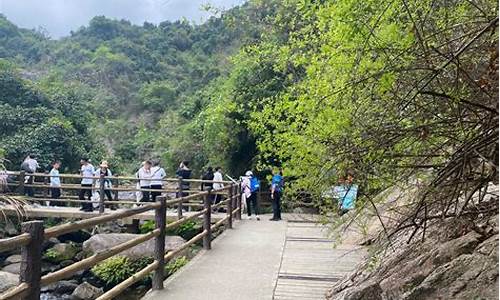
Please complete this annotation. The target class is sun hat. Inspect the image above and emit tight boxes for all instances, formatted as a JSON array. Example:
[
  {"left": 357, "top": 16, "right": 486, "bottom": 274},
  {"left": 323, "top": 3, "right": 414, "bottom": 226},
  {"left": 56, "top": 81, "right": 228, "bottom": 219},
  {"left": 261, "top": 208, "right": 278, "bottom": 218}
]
[
  {"left": 245, "top": 171, "right": 253, "bottom": 176},
  {"left": 100, "top": 160, "right": 109, "bottom": 168}
]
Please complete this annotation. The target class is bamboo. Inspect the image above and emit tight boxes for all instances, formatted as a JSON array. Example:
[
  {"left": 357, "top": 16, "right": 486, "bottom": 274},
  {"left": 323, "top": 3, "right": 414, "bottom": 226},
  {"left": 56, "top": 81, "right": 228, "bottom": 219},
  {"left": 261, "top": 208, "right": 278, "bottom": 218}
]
[
  {"left": 0, "top": 233, "right": 31, "bottom": 252},
  {"left": 0, "top": 283, "right": 29, "bottom": 300}
]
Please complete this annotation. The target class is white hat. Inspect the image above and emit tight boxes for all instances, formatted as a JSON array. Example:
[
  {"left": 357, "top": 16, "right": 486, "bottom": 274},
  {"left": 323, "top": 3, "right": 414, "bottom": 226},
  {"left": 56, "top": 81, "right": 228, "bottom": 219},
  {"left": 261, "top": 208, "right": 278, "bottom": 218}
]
[{"left": 245, "top": 171, "right": 253, "bottom": 176}]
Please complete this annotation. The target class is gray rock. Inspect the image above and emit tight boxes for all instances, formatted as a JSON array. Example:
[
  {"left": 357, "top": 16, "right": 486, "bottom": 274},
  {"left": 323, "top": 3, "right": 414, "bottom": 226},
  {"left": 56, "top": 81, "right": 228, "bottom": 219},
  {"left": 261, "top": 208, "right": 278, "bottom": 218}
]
[
  {"left": 0, "top": 271, "right": 18, "bottom": 293},
  {"left": 476, "top": 234, "right": 498, "bottom": 259},
  {"left": 83, "top": 233, "right": 186, "bottom": 259},
  {"left": 60, "top": 260, "right": 75, "bottom": 267},
  {"left": 42, "top": 280, "right": 78, "bottom": 294},
  {"left": 432, "top": 231, "right": 481, "bottom": 266},
  {"left": 4, "top": 254, "right": 21, "bottom": 265},
  {"left": 2, "top": 262, "right": 20, "bottom": 274},
  {"left": 343, "top": 282, "right": 383, "bottom": 300},
  {"left": 71, "top": 282, "right": 103, "bottom": 300},
  {"left": 44, "top": 243, "right": 79, "bottom": 263}
]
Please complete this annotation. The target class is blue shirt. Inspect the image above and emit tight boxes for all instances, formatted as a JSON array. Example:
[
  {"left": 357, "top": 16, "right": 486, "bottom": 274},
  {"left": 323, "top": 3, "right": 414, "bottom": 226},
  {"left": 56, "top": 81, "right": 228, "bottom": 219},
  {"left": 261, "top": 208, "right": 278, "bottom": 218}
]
[{"left": 334, "top": 184, "right": 358, "bottom": 210}]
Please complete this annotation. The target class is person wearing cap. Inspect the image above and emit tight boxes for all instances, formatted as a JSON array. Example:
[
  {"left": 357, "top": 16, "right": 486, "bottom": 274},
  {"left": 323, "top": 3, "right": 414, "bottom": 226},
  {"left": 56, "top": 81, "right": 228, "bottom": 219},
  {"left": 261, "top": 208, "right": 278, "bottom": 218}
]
[
  {"left": 94, "top": 160, "right": 115, "bottom": 210},
  {"left": 241, "top": 170, "right": 260, "bottom": 220},
  {"left": 79, "top": 157, "right": 95, "bottom": 212}
]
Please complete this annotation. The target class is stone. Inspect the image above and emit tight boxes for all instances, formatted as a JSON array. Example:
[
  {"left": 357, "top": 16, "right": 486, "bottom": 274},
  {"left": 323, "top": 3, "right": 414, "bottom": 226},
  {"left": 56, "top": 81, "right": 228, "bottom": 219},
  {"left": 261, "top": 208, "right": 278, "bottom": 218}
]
[
  {"left": 44, "top": 243, "right": 79, "bottom": 263},
  {"left": 432, "top": 231, "right": 481, "bottom": 266},
  {"left": 58, "top": 230, "right": 91, "bottom": 243},
  {"left": 42, "top": 237, "right": 60, "bottom": 251},
  {"left": 60, "top": 259, "right": 75, "bottom": 267},
  {"left": 0, "top": 271, "right": 18, "bottom": 293},
  {"left": 4, "top": 254, "right": 21, "bottom": 265},
  {"left": 476, "top": 234, "right": 498, "bottom": 260},
  {"left": 343, "top": 282, "right": 383, "bottom": 300},
  {"left": 41, "top": 280, "right": 79, "bottom": 294},
  {"left": 71, "top": 282, "right": 103, "bottom": 300},
  {"left": 83, "top": 233, "right": 186, "bottom": 259},
  {"left": 2, "top": 262, "right": 20, "bottom": 275}
]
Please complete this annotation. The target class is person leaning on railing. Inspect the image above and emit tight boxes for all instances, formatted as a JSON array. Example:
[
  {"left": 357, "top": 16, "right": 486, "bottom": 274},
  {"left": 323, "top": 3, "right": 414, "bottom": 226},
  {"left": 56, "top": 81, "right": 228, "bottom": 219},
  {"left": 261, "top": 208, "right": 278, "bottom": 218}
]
[
  {"left": 136, "top": 160, "right": 153, "bottom": 202},
  {"left": 49, "top": 160, "right": 62, "bottom": 206},
  {"left": 150, "top": 160, "right": 166, "bottom": 202},
  {"left": 79, "top": 157, "right": 95, "bottom": 212},
  {"left": 95, "top": 160, "right": 116, "bottom": 210}
]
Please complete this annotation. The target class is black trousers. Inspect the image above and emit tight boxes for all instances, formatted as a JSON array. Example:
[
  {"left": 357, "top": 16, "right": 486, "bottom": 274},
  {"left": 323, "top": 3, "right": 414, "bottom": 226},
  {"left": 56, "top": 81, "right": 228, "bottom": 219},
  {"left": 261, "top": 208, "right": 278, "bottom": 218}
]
[
  {"left": 79, "top": 184, "right": 93, "bottom": 211},
  {"left": 151, "top": 184, "right": 162, "bottom": 201},
  {"left": 25, "top": 174, "right": 34, "bottom": 197},
  {"left": 140, "top": 186, "right": 151, "bottom": 202},
  {"left": 246, "top": 192, "right": 259, "bottom": 216},
  {"left": 272, "top": 191, "right": 282, "bottom": 219},
  {"left": 50, "top": 188, "right": 62, "bottom": 206}
]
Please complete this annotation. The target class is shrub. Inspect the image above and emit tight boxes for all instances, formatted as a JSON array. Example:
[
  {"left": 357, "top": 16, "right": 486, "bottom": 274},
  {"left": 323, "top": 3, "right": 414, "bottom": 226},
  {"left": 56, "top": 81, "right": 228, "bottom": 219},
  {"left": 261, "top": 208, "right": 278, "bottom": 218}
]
[
  {"left": 139, "top": 220, "right": 155, "bottom": 234},
  {"left": 165, "top": 256, "right": 188, "bottom": 277}
]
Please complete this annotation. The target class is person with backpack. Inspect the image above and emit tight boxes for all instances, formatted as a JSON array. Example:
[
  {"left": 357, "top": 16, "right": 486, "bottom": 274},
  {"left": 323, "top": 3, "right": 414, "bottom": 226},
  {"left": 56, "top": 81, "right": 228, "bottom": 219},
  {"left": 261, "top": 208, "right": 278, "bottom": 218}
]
[
  {"left": 21, "top": 154, "right": 39, "bottom": 197},
  {"left": 270, "top": 168, "right": 284, "bottom": 221},
  {"left": 79, "top": 157, "right": 95, "bottom": 212},
  {"left": 243, "top": 171, "right": 260, "bottom": 220}
]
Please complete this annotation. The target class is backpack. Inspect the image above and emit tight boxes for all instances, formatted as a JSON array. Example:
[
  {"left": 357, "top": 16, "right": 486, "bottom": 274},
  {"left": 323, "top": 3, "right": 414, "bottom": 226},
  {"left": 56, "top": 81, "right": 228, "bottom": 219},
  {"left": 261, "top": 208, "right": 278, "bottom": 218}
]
[
  {"left": 21, "top": 161, "right": 32, "bottom": 173},
  {"left": 250, "top": 176, "right": 260, "bottom": 193}
]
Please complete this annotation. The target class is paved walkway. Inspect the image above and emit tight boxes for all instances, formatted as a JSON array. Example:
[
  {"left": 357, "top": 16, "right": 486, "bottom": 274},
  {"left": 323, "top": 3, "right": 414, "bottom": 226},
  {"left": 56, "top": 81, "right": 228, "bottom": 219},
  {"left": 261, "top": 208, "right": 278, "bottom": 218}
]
[{"left": 142, "top": 214, "right": 365, "bottom": 300}]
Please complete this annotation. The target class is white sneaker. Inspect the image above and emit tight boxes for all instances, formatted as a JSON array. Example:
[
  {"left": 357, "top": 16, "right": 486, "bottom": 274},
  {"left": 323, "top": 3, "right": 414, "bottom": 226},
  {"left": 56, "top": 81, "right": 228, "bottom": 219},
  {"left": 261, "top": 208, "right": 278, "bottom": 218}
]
[{"left": 247, "top": 215, "right": 253, "bottom": 220}]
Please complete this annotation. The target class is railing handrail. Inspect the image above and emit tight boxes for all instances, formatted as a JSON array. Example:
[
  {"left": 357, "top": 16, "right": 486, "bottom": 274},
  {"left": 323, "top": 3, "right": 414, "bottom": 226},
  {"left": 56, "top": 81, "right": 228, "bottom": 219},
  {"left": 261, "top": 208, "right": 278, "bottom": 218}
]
[{"left": 0, "top": 182, "right": 243, "bottom": 300}]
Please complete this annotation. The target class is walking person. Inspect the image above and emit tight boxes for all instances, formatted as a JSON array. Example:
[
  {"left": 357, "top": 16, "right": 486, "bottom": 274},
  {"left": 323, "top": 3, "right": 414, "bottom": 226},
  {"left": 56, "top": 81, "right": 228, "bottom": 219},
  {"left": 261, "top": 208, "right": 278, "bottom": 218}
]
[
  {"left": 212, "top": 167, "right": 224, "bottom": 210},
  {"left": 150, "top": 160, "right": 166, "bottom": 202},
  {"left": 136, "top": 160, "right": 152, "bottom": 202},
  {"left": 49, "top": 160, "right": 62, "bottom": 206},
  {"left": 95, "top": 161, "right": 115, "bottom": 210},
  {"left": 21, "top": 154, "right": 39, "bottom": 197},
  {"left": 176, "top": 161, "right": 191, "bottom": 197},
  {"left": 270, "top": 168, "right": 284, "bottom": 221},
  {"left": 242, "top": 171, "right": 260, "bottom": 220},
  {"left": 79, "top": 158, "right": 95, "bottom": 212}
]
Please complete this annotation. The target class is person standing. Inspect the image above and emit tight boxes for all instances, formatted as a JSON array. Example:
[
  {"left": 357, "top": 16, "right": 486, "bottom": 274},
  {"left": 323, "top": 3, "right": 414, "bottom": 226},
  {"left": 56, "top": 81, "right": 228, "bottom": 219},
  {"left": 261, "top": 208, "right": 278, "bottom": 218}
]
[
  {"left": 95, "top": 161, "right": 115, "bottom": 210},
  {"left": 212, "top": 167, "right": 224, "bottom": 207},
  {"left": 270, "top": 168, "right": 284, "bottom": 221},
  {"left": 242, "top": 171, "right": 260, "bottom": 220},
  {"left": 79, "top": 158, "right": 95, "bottom": 212},
  {"left": 176, "top": 161, "right": 191, "bottom": 198},
  {"left": 49, "top": 160, "right": 62, "bottom": 206},
  {"left": 136, "top": 160, "right": 152, "bottom": 202},
  {"left": 201, "top": 167, "right": 214, "bottom": 203},
  {"left": 150, "top": 160, "right": 166, "bottom": 202},
  {"left": 21, "top": 154, "right": 39, "bottom": 197}
]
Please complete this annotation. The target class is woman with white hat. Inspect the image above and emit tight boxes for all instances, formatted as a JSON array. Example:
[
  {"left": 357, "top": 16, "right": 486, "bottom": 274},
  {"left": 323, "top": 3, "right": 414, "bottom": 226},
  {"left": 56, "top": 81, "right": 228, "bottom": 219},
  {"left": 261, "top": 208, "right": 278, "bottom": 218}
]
[{"left": 241, "top": 170, "right": 260, "bottom": 220}]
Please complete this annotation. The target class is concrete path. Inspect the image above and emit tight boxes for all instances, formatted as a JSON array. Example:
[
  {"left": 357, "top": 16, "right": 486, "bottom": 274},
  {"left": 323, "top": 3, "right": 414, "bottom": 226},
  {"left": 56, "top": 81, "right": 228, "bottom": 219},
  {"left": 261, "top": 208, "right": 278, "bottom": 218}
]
[{"left": 142, "top": 214, "right": 365, "bottom": 300}]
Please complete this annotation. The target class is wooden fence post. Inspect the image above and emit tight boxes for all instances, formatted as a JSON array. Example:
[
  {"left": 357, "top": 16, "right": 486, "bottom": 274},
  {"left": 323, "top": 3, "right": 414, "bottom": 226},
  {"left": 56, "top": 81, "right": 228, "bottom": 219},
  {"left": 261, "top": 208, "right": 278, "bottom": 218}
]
[
  {"left": 203, "top": 191, "right": 212, "bottom": 250},
  {"left": 42, "top": 173, "right": 49, "bottom": 199},
  {"left": 99, "top": 173, "right": 105, "bottom": 213},
  {"left": 18, "top": 170, "right": 25, "bottom": 195},
  {"left": 20, "top": 220, "right": 44, "bottom": 300},
  {"left": 177, "top": 177, "right": 183, "bottom": 219},
  {"left": 152, "top": 196, "right": 166, "bottom": 290},
  {"left": 227, "top": 184, "right": 233, "bottom": 229}
]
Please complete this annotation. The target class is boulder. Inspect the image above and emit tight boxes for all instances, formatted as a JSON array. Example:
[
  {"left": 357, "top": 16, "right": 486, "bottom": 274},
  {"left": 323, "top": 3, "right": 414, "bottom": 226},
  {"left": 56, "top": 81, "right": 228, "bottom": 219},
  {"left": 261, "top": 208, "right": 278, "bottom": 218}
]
[
  {"left": 71, "top": 282, "right": 103, "bottom": 300},
  {"left": 2, "top": 263, "right": 20, "bottom": 274},
  {"left": 58, "top": 230, "right": 91, "bottom": 243},
  {"left": 83, "top": 233, "right": 186, "bottom": 259},
  {"left": 4, "top": 254, "right": 21, "bottom": 265},
  {"left": 342, "top": 282, "right": 384, "bottom": 300},
  {"left": 44, "top": 243, "right": 79, "bottom": 263},
  {"left": 0, "top": 271, "right": 18, "bottom": 293},
  {"left": 41, "top": 280, "right": 78, "bottom": 294}
]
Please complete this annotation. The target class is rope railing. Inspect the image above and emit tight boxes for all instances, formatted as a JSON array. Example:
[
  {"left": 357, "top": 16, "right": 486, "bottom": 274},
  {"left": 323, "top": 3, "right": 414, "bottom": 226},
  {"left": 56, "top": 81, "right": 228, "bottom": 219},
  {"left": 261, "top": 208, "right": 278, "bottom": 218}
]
[{"left": 0, "top": 182, "right": 243, "bottom": 300}]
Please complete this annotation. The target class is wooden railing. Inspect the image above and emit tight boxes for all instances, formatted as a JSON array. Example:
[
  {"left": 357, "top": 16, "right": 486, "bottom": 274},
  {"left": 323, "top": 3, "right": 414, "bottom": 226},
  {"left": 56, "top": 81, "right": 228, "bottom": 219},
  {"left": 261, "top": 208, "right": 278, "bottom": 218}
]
[{"left": 0, "top": 181, "right": 242, "bottom": 300}]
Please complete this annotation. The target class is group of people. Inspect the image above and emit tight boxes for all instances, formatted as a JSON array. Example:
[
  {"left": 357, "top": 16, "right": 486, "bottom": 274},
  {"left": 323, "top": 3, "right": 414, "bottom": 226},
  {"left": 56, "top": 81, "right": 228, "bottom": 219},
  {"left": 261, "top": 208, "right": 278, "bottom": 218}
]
[{"left": 20, "top": 154, "right": 287, "bottom": 218}]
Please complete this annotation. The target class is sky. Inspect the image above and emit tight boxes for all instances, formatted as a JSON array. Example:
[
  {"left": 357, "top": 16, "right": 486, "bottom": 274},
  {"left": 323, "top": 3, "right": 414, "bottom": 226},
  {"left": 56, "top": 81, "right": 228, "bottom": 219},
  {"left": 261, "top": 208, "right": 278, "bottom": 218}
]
[{"left": 0, "top": 0, "right": 245, "bottom": 39}]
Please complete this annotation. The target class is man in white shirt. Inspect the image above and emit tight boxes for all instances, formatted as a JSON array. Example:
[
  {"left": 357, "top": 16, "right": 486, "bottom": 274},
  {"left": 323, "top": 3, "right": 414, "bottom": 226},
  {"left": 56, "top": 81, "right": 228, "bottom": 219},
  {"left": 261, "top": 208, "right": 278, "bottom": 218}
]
[
  {"left": 49, "top": 160, "right": 62, "bottom": 206},
  {"left": 136, "top": 160, "right": 152, "bottom": 202},
  {"left": 79, "top": 158, "right": 95, "bottom": 212},
  {"left": 150, "top": 160, "right": 166, "bottom": 202}
]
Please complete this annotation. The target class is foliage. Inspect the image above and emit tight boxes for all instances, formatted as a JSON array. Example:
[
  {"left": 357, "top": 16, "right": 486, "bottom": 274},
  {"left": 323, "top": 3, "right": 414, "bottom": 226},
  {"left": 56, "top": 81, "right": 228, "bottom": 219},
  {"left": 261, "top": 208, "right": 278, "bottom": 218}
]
[
  {"left": 165, "top": 256, "right": 188, "bottom": 277},
  {"left": 139, "top": 220, "right": 155, "bottom": 234},
  {"left": 91, "top": 256, "right": 153, "bottom": 287}
]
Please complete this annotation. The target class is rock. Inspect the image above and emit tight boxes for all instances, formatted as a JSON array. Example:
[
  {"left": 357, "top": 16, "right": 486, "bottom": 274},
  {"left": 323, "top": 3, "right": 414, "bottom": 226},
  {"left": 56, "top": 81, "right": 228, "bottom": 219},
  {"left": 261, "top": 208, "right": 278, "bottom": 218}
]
[
  {"left": 42, "top": 280, "right": 78, "bottom": 294},
  {"left": 71, "top": 282, "right": 103, "bottom": 300},
  {"left": 83, "top": 233, "right": 186, "bottom": 259},
  {"left": 0, "top": 271, "right": 18, "bottom": 293},
  {"left": 4, "top": 254, "right": 21, "bottom": 265},
  {"left": 44, "top": 243, "right": 79, "bottom": 263},
  {"left": 345, "top": 282, "right": 384, "bottom": 300},
  {"left": 60, "top": 260, "right": 75, "bottom": 267},
  {"left": 4, "top": 222, "right": 18, "bottom": 236},
  {"left": 42, "top": 237, "right": 60, "bottom": 251},
  {"left": 2, "top": 263, "right": 20, "bottom": 274},
  {"left": 432, "top": 231, "right": 481, "bottom": 266},
  {"left": 476, "top": 234, "right": 498, "bottom": 260},
  {"left": 58, "top": 230, "right": 91, "bottom": 243}
]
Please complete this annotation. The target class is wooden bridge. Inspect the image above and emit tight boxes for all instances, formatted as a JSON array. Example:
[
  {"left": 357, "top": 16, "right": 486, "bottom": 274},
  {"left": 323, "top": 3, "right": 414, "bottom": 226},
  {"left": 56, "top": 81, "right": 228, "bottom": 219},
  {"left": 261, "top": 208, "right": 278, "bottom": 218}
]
[{"left": 0, "top": 170, "right": 365, "bottom": 300}]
